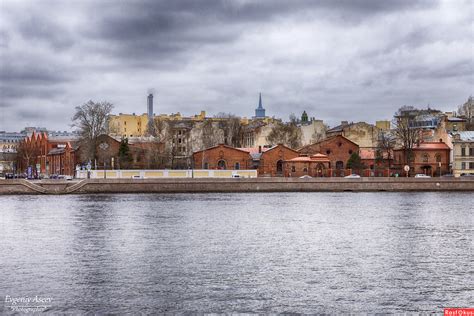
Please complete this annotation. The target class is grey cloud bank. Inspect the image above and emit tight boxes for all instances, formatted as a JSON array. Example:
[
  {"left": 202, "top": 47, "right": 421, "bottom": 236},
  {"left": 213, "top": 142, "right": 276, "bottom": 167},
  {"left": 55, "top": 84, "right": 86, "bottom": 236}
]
[{"left": 0, "top": 0, "right": 472, "bottom": 131}]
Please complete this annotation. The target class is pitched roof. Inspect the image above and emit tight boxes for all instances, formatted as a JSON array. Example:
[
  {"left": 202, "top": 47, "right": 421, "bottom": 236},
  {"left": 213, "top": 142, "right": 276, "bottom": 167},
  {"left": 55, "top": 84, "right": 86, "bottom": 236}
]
[
  {"left": 193, "top": 144, "right": 251, "bottom": 155},
  {"left": 298, "top": 135, "right": 359, "bottom": 151},
  {"left": 447, "top": 117, "right": 466, "bottom": 122},
  {"left": 415, "top": 142, "right": 450, "bottom": 150},
  {"left": 310, "top": 153, "right": 330, "bottom": 162},
  {"left": 238, "top": 147, "right": 270, "bottom": 155},
  {"left": 285, "top": 153, "right": 330, "bottom": 163},
  {"left": 359, "top": 149, "right": 376, "bottom": 160},
  {"left": 454, "top": 131, "right": 474, "bottom": 141}
]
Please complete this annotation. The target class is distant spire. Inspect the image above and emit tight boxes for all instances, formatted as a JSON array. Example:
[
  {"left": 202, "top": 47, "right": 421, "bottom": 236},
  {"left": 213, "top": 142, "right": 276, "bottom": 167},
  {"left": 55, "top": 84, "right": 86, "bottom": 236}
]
[{"left": 254, "top": 92, "right": 266, "bottom": 118}]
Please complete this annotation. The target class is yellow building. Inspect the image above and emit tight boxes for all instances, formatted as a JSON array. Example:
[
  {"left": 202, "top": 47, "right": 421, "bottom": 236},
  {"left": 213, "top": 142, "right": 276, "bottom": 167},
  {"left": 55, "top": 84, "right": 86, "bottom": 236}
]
[
  {"left": 109, "top": 113, "right": 149, "bottom": 138},
  {"left": 375, "top": 120, "right": 391, "bottom": 131}
]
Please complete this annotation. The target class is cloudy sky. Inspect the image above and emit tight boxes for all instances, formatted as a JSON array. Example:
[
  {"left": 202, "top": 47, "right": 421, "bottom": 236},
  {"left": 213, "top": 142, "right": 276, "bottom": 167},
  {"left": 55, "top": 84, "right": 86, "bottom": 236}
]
[{"left": 0, "top": 0, "right": 472, "bottom": 132}]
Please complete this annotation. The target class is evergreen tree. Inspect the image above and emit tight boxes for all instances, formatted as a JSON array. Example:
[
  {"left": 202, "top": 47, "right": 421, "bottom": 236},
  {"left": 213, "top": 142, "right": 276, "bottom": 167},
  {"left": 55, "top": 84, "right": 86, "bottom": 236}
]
[
  {"left": 346, "top": 152, "right": 365, "bottom": 170},
  {"left": 118, "top": 137, "right": 132, "bottom": 168}
]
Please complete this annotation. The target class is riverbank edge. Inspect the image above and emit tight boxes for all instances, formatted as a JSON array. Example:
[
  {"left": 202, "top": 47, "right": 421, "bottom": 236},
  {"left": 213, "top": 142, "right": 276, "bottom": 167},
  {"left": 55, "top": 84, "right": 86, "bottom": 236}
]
[{"left": 1, "top": 178, "right": 474, "bottom": 194}]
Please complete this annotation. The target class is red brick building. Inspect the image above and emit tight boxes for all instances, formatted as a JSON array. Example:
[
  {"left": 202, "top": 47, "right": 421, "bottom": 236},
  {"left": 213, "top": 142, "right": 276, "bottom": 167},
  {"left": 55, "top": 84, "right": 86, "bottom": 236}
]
[
  {"left": 298, "top": 135, "right": 359, "bottom": 175},
  {"left": 92, "top": 134, "right": 166, "bottom": 169},
  {"left": 192, "top": 144, "right": 299, "bottom": 176},
  {"left": 393, "top": 141, "right": 450, "bottom": 176},
  {"left": 193, "top": 144, "right": 252, "bottom": 170},
  {"left": 249, "top": 144, "right": 299, "bottom": 176},
  {"left": 284, "top": 153, "right": 331, "bottom": 177},
  {"left": 17, "top": 133, "right": 165, "bottom": 177},
  {"left": 17, "top": 132, "right": 78, "bottom": 177}
]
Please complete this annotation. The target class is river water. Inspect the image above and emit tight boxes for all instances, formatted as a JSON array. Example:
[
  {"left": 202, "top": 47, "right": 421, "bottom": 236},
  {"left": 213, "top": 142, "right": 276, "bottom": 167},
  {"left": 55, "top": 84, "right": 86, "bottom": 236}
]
[{"left": 0, "top": 192, "right": 472, "bottom": 313}]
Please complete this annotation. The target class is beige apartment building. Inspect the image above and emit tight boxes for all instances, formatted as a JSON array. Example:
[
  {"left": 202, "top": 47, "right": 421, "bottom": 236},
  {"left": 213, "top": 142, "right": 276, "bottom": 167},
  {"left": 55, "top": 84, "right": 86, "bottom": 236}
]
[{"left": 452, "top": 131, "right": 474, "bottom": 177}]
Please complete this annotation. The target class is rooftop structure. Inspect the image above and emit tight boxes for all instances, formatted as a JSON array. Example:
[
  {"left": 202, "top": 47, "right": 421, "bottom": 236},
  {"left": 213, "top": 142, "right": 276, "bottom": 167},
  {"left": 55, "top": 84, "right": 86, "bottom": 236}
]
[{"left": 254, "top": 93, "right": 266, "bottom": 119}]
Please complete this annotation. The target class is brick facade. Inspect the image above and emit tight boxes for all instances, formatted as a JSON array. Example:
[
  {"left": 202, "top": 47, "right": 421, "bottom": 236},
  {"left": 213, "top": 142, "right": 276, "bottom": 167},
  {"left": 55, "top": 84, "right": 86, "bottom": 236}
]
[
  {"left": 298, "top": 135, "right": 359, "bottom": 171},
  {"left": 284, "top": 153, "right": 331, "bottom": 177},
  {"left": 93, "top": 134, "right": 165, "bottom": 169},
  {"left": 17, "top": 132, "right": 78, "bottom": 176},
  {"left": 193, "top": 144, "right": 252, "bottom": 170},
  {"left": 258, "top": 144, "right": 299, "bottom": 176},
  {"left": 393, "top": 141, "right": 450, "bottom": 176}
]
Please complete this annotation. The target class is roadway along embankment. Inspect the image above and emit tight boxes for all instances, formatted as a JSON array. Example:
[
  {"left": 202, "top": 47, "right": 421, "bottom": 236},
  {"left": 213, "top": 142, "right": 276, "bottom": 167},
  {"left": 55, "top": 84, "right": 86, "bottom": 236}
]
[{"left": 1, "top": 178, "right": 474, "bottom": 195}]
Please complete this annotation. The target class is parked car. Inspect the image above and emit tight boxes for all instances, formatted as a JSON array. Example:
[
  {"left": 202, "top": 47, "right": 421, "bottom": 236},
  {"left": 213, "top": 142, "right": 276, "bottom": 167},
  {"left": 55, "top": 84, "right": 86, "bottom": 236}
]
[
  {"left": 231, "top": 174, "right": 241, "bottom": 178},
  {"left": 132, "top": 175, "right": 145, "bottom": 179},
  {"left": 344, "top": 174, "right": 361, "bottom": 179},
  {"left": 64, "top": 175, "right": 73, "bottom": 181},
  {"left": 5, "top": 173, "right": 14, "bottom": 179},
  {"left": 441, "top": 174, "right": 454, "bottom": 177},
  {"left": 299, "top": 175, "right": 312, "bottom": 179},
  {"left": 414, "top": 174, "right": 431, "bottom": 178},
  {"left": 460, "top": 173, "right": 474, "bottom": 177}
]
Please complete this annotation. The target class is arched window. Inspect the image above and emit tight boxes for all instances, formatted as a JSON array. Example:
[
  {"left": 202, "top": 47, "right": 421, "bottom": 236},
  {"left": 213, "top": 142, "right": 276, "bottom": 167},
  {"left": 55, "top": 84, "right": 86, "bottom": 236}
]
[
  {"left": 422, "top": 153, "right": 429, "bottom": 163},
  {"left": 276, "top": 160, "right": 283, "bottom": 173},
  {"left": 203, "top": 162, "right": 209, "bottom": 169},
  {"left": 234, "top": 162, "right": 240, "bottom": 170},
  {"left": 336, "top": 161, "right": 344, "bottom": 169},
  {"left": 435, "top": 154, "right": 441, "bottom": 163},
  {"left": 217, "top": 160, "right": 226, "bottom": 170}
]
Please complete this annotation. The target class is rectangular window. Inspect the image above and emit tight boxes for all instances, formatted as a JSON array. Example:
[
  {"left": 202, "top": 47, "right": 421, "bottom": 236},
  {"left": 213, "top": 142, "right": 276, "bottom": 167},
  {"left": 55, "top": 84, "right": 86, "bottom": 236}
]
[
  {"left": 470, "top": 162, "right": 474, "bottom": 170},
  {"left": 461, "top": 162, "right": 466, "bottom": 170},
  {"left": 461, "top": 148, "right": 465, "bottom": 156},
  {"left": 470, "top": 148, "right": 474, "bottom": 156}
]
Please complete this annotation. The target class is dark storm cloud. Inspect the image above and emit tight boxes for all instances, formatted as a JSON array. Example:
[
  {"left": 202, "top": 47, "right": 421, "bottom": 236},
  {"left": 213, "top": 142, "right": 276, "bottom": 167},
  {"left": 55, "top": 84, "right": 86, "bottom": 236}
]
[
  {"left": 18, "top": 16, "right": 74, "bottom": 50},
  {"left": 409, "top": 59, "right": 474, "bottom": 80},
  {"left": 85, "top": 0, "right": 437, "bottom": 62},
  {"left": 0, "top": 63, "right": 71, "bottom": 84},
  {"left": 0, "top": 0, "right": 471, "bottom": 131}
]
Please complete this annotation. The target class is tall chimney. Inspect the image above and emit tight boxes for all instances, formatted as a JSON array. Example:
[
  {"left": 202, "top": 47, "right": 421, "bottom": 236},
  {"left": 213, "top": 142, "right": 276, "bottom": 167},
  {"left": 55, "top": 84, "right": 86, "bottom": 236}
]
[{"left": 147, "top": 94, "right": 154, "bottom": 132}]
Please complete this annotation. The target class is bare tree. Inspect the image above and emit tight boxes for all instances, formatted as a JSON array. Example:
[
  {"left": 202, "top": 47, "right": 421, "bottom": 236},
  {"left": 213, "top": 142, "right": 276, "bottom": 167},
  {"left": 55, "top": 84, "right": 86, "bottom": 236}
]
[
  {"left": 202, "top": 120, "right": 217, "bottom": 149},
  {"left": 458, "top": 96, "right": 474, "bottom": 130},
  {"left": 392, "top": 106, "right": 420, "bottom": 166},
  {"left": 16, "top": 141, "right": 39, "bottom": 173},
  {"left": 72, "top": 100, "right": 114, "bottom": 163},
  {"left": 267, "top": 114, "right": 301, "bottom": 149},
  {"left": 376, "top": 131, "right": 396, "bottom": 168}
]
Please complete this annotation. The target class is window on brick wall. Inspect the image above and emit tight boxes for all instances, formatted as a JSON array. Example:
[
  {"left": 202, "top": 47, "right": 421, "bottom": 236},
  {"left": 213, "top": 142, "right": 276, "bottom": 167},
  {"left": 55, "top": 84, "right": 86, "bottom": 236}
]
[{"left": 422, "top": 153, "right": 429, "bottom": 163}]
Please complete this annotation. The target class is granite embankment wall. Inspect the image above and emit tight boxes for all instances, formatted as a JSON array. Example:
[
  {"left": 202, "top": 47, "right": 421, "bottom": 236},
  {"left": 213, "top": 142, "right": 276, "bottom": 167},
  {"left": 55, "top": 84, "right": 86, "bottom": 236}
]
[{"left": 1, "top": 178, "right": 474, "bottom": 194}]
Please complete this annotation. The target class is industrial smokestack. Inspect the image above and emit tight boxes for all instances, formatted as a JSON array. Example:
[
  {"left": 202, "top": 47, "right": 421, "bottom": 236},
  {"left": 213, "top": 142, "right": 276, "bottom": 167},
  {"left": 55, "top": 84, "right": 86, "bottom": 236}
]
[
  {"left": 147, "top": 94, "right": 153, "bottom": 119},
  {"left": 147, "top": 93, "right": 154, "bottom": 135}
]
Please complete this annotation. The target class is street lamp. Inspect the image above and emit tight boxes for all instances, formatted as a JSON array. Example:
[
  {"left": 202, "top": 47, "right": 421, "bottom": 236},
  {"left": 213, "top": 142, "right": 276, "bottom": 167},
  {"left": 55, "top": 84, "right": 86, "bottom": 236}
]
[{"left": 99, "top": 142, "right": 109, "bottom": 179}]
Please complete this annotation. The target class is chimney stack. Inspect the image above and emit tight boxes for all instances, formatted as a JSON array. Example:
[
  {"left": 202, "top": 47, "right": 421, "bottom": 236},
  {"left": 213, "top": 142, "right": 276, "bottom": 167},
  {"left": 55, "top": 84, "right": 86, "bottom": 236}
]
[{"left": 147, "top": 94, "right": 154, "bottom": 132}]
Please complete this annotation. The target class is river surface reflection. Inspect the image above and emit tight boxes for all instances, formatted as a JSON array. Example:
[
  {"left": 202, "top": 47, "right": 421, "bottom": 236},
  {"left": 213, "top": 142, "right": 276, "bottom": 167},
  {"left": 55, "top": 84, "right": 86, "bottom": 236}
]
[{"left": 0, "top": 192, "right": 472, "bottom": 313}]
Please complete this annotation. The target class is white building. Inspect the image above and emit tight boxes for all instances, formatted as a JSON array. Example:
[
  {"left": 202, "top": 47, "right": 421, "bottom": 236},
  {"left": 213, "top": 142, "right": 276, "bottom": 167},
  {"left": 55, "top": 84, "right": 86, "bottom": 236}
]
[{"left": 452, "top": 131, "right": 474, "bottom": 177}]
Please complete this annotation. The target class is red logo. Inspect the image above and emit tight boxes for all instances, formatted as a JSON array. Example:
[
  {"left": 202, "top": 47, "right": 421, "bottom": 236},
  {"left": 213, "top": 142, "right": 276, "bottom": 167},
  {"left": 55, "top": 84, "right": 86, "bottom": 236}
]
[{"left": 445, "top": 308, "right": 474, "bottom": 316}]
